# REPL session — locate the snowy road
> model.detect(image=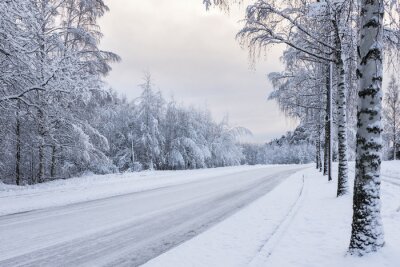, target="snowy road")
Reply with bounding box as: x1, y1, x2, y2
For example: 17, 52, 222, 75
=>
0, 166, 302, 267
